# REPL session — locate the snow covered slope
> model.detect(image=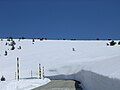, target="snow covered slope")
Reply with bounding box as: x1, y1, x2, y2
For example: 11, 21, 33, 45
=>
0, 39, 120, 90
